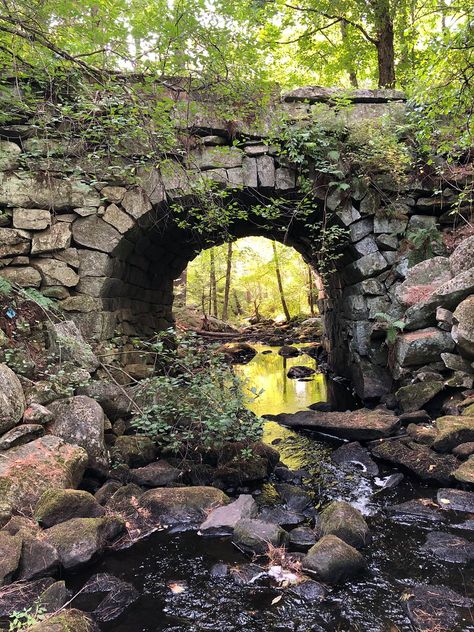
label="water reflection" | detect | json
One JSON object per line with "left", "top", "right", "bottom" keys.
{"left": 235, "top": 344, "right": 327, "bottom": 417}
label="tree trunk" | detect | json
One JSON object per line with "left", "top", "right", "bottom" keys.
{"left": 221, "top": 242, "right": 233, "bottom": 321}
{"left": 340, "top": 20, "right": 359, "bottom": 87}
{"left": 209, "top": 248, "right": 218, "bottom": 318}
{"left": 272, "top": 241, "right": 291, "bottom": 322}
{"left": 233, "top": 290, "right": 243, "bottom": 316}
{"left": 373, "top": 0, "right": 396, "bottom": 87}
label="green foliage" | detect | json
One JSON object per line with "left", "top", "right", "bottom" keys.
{"left": 406, "top": 225, "right": 443, "bottom": 265}
{"left": 375, "top": 312, "right": 406, "bottom": 345}
{"left": 0, "top": 277, "right": 13, "bottom": 296}
{"left": 9, "top": 606, "right": 46, "bottom": 631}
{"left": 130, "top": 331, "right": 263, "bottom": 455}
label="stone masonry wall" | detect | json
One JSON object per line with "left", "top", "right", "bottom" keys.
{"left": 1, "top": 86, "right": 473, "bottom": 401}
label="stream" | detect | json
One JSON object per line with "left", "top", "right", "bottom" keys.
{"left": 70, "top": 345, "right": 474, "bottom": 632}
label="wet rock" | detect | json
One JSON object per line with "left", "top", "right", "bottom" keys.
{"left": 454, "top": 455, "right": 474, "bottom": 484}
{"left": 77, "top": 381, "right": 133, "bottom": 420}
{"left": 386, "top": 499, "right": 446, "bottom": 524}
{"left": 403, "top": 584, "right": 473, "bottom": 632}
{"left": 48, "top": 396, "right": 108, "bottom": 468}
{"left": 399, "top": 409, "right": 431, "bottom": 425}
{"left": 217, "top": 342, "right": 256, "bottom": 364}
{"left": 38, "top": 581, "right": 69, "bottom": 613}
{"left": 287, "top": 366, "right": 316, "bottom": 379}
{"left": 200, "top": 494, "right": 257, "bottom": 535}
{"left": 210, "top": 562, "right": 229, "bottom": 578}
{"left": 331, "top": 441, "right": 379, "bottom": 476}
{"left": 371, "top": 438, "right": 458, "bottom": 484}
{"left": 395, "top": 381, "right": 444, "bottom": 413}
{"left": 0, "top": 423, "right": 44, "bottom": 450}
{"left": 274, "top": 409, "right": 400, "bottom": 441}
{"left": 274, "top": 465, "right": 307, "bottom": 483}
{"left": 302, "top": 535, "right": 366, "bottom": 584}
{"left": 112, "top": 435, "right": 156, "bottom": 467}
{"left": 376, "top": 472, "right": 404, "bottom": 490}
{"left": 278, "top": 345, "right": 300, "bottom": 358}
{"left": 275, "top": 483, "right": 312, "bottom": 512}
{"left": 35, "top": 489, "right": 105, "bottom": 527}
{"left": 320, "top": 501, "right": 369, "bottom": 549}
{"left": 0, "top": 436, "right": 88, "bottom": 515}
{"left": 17, "top": 535, "right": 59, "bottom": 580}
{"left": 213, "top": 455, "right": 269, "bottom": 487}
{"left": 437, "top": 488, "right": 474, "bottom": 513}
{"left": 29, "top": 608, "right": 96, "bottom": 631}
{"left": 130, "top": 460, "right": 182, "bottom": 487}
{"left": 453, "top": 442, "right": 474, "bottom": 458}
{"left": 288, "top": 527, "right": 317, "bottom": 551}
{"left": 0, "top": 363, "right": 26, "bottom": 434}
{"left": 230, "top": 562, "right": 266, "bottom": 585}
{"left": 308, "top": 402, "right": 332, "bottom": 412}
{"left": 43, "top": 516, "right": 125, "bottom": 569}
{"left": 232, "top": 518, "right": 288, "bottom": 554}
{"left": 259, "top": 506, "right": 305, "bottom": 528}
{"left": 0, "top": 578, "right": 55, "bottom": 616}
{"left": 81, "top": 572, "right": 139, "bottom": 622}
{"left": 421, "top": 531, "right": 474, "bottom": 563}
{"left": 139, "top": 486, "right": 229, "bottom": 530}
{"left": 47, "top": 320, "right": 99, "bottom": 371}
{"left": 0, "top": 532, "right": 22, "bottom": 585}
{"left": 290, "top": 579, "right": 326, "bottom": 601}
{"left": 432, "top": 415, "right": 474, "bottom": 452}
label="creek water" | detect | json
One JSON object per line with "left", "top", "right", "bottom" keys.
{"left": 71, "top": 346, "right": 474, "bottom": 632}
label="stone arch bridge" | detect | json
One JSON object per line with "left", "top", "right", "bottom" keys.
{"left": 1, "top": 86, "right": 467, "bottom": 400}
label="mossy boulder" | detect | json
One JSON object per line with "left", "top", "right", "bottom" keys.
{"left": 139, "top": 486, "right": 229, "bottom": 529}
{"left": 232, "top": 518, "right": 288, "bottom": 554}
{"left": 395, "top": 381, "right": 444, "bottom": 414}
{"left": 43, "top": 516, "right": 125, "bottom": 569}
{"left": 0, "top": 436, "right": 88, "bottom": 516}
{"left": 433, "top": 416, "right": 474, "bottom": 452}
{"left": 35, "top": 489, "right": 105, "bottom": 527}
{"left": 320, "top": 501, "right": 370, "bottom": 549}
{"left": 454, "top": 456, "right": 474, "bottom": 484}
{"left": 0, "top": 532, "right": 22, "bottom": 585}
{"left": 112, "top": 435, "right": 156, "bottom": 467}
{"left": 29, "top": 608, "right": 96, "bottom": 632}
{"left": 302, "top": 535, "right": 366, "bottom": 584}
{"left": 77, "top": 381, "right": 132, "bottom": 420}
{"left": 0, "top": 363, "right": 26, "bottom": 434}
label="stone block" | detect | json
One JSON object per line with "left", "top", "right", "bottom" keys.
{"left": 336, "top": 203, "right": 361, "bottom": 226}
{"left": 227, "top": 168, "right": 244, "bottom": 186}
{"left": 31, "top": 259, "right": 79, "bottom": 287}
{"left": 256, "top": 155, "right": 275, "bottom": 188}
{"left": 450, "top": 235, "right": 474, "bottom": 276}
{"left": 77, "top": 250, "right": 112, "bottom": 277}
{"left": 276, "top": 167, "right": 296, "bottom": 190}
{"left": 0, "top": 266, "right": 41, "bottom": 287}
{"left": 452, "top": 296, "right": 474, "bottom": 359}
{"left": 121, "top": 187, "right": 153, "bottom": 220}
{"left": 13, "top": 208, "right": 51, "bottom": 231}
{"left": 72, "top": 216, "right": 121, "bottom": 253}
{"left": 0, "top": 173, "right": 100, "bottom": 209}
{"left": 344, "top": 252, "right": 389, "bottom": 283}
{"left": 103, "top": 204, "right": 134, "bottom": 234}
{"left": 54, "top": 248, "right": 79, "bottom": 269}
{"left": 31, "top": 223, "right": 71, "bottom": 255}
{"left": 394, "top": 328, "right": 455, "bottom": 367}
{"left": 359, "top": 189, "right": 380, "bottom": 215}
{"left": 0, "top": 140, "right": 21, "bottom": 170}
{"left": 353, "top": 235, "right": 378, "bottom": 256}
{"left": 100, "top": 186, "right": 126, "bottom": 204}
{"left": 376, "top": 234, "right": 398, "bottom": 250}
{"left": 0, "top": 228, "right": 30, "bottom": 257}
{"left": 373, "top": 215, "right": 408, "bottom": 234}
{"left": 242, "top": 157, "right": 258, "bottom": 187}
{"left": 349, "top": 218, "right": 373, "bottom": 242}
{"left": 186, "top": 146, "right": 243, "bottom": 170}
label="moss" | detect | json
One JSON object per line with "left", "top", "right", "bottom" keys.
{"left": 29, "top": 608, "right": 95, "bottom": 631}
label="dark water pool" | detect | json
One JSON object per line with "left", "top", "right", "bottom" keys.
{"left": 68, "top": 347, "right": 474, "bottom": 632}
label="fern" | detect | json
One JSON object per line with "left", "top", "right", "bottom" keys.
{"left": 0, "top": 277, "right": 13, "bottom": 296}
{"left": 21, "top": 288, "right": 58, "bottom": 311}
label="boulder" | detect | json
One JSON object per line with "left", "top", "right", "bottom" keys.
{"left": 43, "top": 516, "right": 125, "bottom": 569}
{"left": 48, "top": 396, "right": 107, "bottom": 468}
{"left": 80, "top": 572, "right": 140, "bottom": 623}
{"left": 395, "top": 257, "right": 452, "bottom": 306}
{"left": 17, "top": 535, "right": 60, "bottom": 580}
{"left": 0, "top": 532, "right": 22, "bottom": 585}
{"left": 22, "top": 403, "right": 53, "bottom": 425}
{"left": 217, "top": 342, "right": 256, "bottom": 364}
{"left": 47, "top": 320, "right": 99, "bottom": 371}
{"left": 0, "top": 140, "right": 21, "bottom": 170}
{"left": 29, "top": 608, "right": 96, "bottom": 631}
{"left": 31, "top": 223, "right": 71, "bottom": 255}
{"left": 72, "top": 215, "right": 121, "bottom": 253}
{"left": 437, "top": 488, "right": 474, "bottom": 513}
{"left": 12, "top": 208, "right": 51, "bottom": 230}
{"left": 288, "top": 527, "right": 317, "bottom": 551}
{"left": 422, "top": 531, "right": 474, "bottom": 563}
{"left": 287, "top": 366, "right": 316, "bottom": 379}
{"left": 139, "top": 486, "right": 229, "bottom": 529}
{"left": 0, "top": 577, "right": 55, "bottom": 617}
{"left": 290, "top": 578, "right": 327, "bottom": 601}
{"left": 394, "top": 328, "right": 455, "bottom": 367}
{"left": 77, "top": 381, "right": 132, "bottom": 420}
{"left": 395, "top": 381, "right": 444, "bottom": 413}
{"left": 453, "top": 442, "right": 474, "bottom": 458}
{"left": 0, "top": 363, "right": 26, "bottom": 434}
{"left": 404, "top": 584, "right": 473, "bottom": 632}
{"left": 432, "top": 415, "right": 474, "bottom": 452}
{"left": 302, "top": 535, "right": 366, "bottom": 584}
{"left": 129, "top": 460, "right": 182, "bottom": 487}
{"left": 452, "top": 295, "right": 474, "bottom": 359}
{"left": 371, "top": 438, "right": 458, "bottom": 484}
{"left": 274, "top": 409, "right": 399, "bottom": 441}
{"left": 35, "top": 489, "right": 105, "bottom": 527}
{"left": 112, "top": 435, "right": 156, "bottom": 467}
{"left": 331, "top": 442, "right": 379, "bottom": 476}
{"left": 454, "top": 456, "right": 474, "bottom": 484}
{"left": 386, "top": 499, "right": 446, "bottom": 524}
{"left": 200, "top": 494, "right": 258, "bottom": 535}
{"left": 232, "top": 518, "right": 288, "bottom": 554}
{"left": 450, "top": 235, "right": 474, "bottom": 275}
{"left": 275, "top": 483, "right": 312, "bottom": 512}
{"left": 32, "top": 259, "right": 79, "bottom": 287}
{"left": 320, "top": 501, "right": 369, "bottom": 549}
{"left": 0, "top": 436, "right": 87, "bottom": 515}
{"left": 406, "top": 422, "right": 438, "bottom": 445}
{"left": 258, "top": 506, "right": 305, "bottom": 528}
{"left": 37, "top": 581, "right": 69, "bottom": 613}
{"left": 278, "top": 345, "right": 300, "bottom": 358}
{"left": 0, "top": 424, "right": 44, "bottom": 450}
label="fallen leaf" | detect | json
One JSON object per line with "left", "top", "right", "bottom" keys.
{"left": 439, "top": 498, "right": 450, "bottom": 504}
{"left": 271, "top": 595, "right": 283, "bottom": 605}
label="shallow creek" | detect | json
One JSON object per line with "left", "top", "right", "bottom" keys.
{"left": 71, "top": 346, "right": 474, "bottom": 632}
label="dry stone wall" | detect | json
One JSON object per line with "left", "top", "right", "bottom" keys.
{"left": 1, "top": 86, "right": 473, "bottom": 401}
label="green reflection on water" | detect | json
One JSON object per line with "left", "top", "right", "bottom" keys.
{"left": 235, "top": 343, "right": 327, "bottom": 417}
